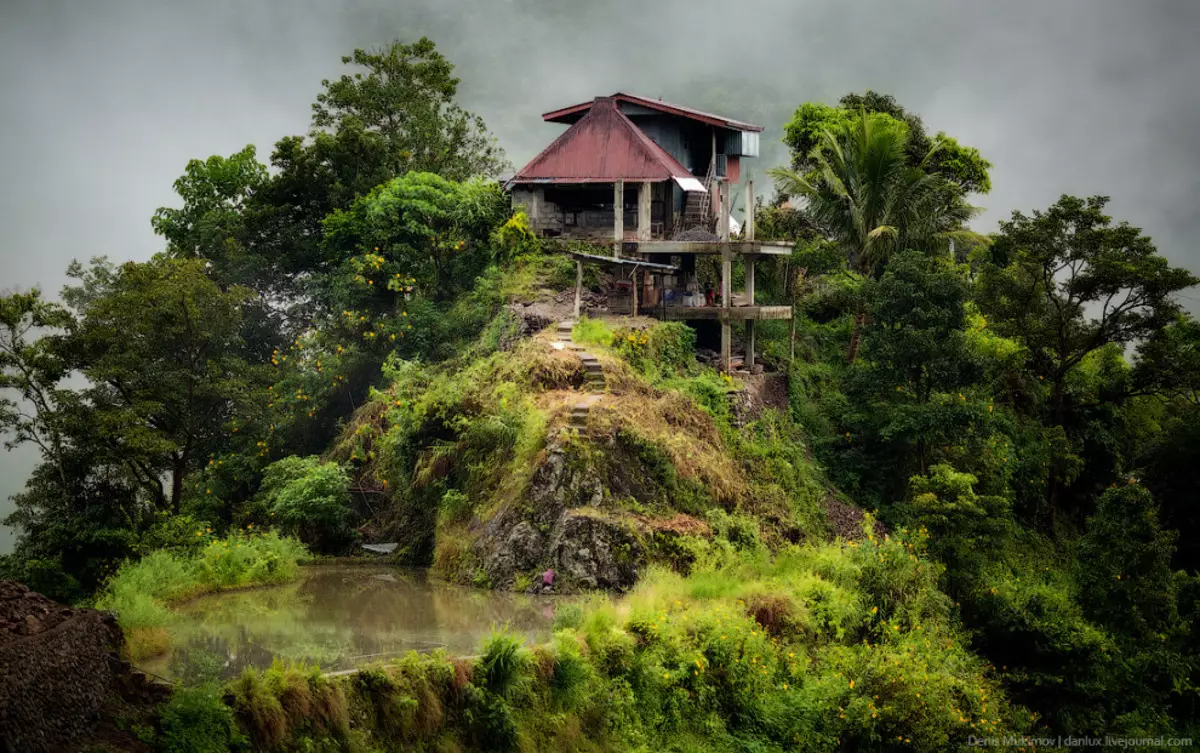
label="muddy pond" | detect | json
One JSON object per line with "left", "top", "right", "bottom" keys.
{"left": 139, "top": 565, "right": 565, "bottom": 681}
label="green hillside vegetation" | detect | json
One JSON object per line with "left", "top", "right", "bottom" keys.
{"left": 1, "top": 38, "right": 1198, "bottom": 751}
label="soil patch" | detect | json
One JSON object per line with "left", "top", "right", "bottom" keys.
{"left": 824, "top": 495, "right": 887, "bottom": 541}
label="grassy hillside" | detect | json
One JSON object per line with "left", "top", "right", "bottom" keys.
{"left": 329, "top": 311, "right": 833, "bottom": 593}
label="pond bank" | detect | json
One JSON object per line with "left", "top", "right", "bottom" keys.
{"left": 138, "top": 564, "right": 564, "bottom": 682}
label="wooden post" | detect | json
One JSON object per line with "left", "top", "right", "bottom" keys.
{"left": 574, "top": 259, "right": 583, "bottom": 320}
{"left": 721, "top": 246, "right": 732, "bottom": 372}
{"left": 638, "top": 182, "right": 652, "bottom": 241}
{"left": 718, "top": 178, "right": 731, "bottom": 241}
{"left": 745, "top": 180, "right": 755, "bottom": 242}
{"left": 745, "top": 255, "right": 756, "bottom": 368}
{"left": 612, "top": 179, "right": 624, "bottom": 257}
{"left": 632, "top": 267, "right": 640, "bottom": 317}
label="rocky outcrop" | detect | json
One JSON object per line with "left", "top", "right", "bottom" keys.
{"left": 476, "top": 441, "right": 645, "bottom": 592}
{"left": 549, "top": 510, "right": 642, "bottom": 590}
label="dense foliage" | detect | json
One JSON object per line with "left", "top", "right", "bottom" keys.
{"left": 0, "top": 39, "right": 1197, "bottom": 750}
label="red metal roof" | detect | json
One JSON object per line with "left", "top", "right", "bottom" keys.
{"left": 509, "top": 97, "right": 696, "bottom": 184}
{"left": 543, "top": 92, "right": 764, "bottom": 133}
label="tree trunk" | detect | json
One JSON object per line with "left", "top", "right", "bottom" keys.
{"left": 1045, "top": 376, "right": 1067, "bottom": 520}
{"left": 171, "top": 454, "right": 187, "bottom": 512}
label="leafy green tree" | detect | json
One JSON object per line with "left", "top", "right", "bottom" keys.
{"left": 1078, "top": 484, "right": 1181, "bottom": 636}
{"left": 233, "top": 38, "right": 509, "bottom": 317}
{"left": 978, "top": 195, "right": 1198, "bottom": 513}
{"left": 313, "top": 38, "right": 507, "bottom": 182}
{"left": 771, "top": 112, "right": 976, "bottom": 279}
{"left": 1, "top": 441, "right": 146, "bottom": 601}
{"left": 323, "top": 171, "right": 509, "bottom": 306}
{"left": 903, "top": 464, "right": 1011, "bottom": 576}
{"left": 1132, "top": 314, "right": 1200, "bottom": 405}
{"left": 1138, "top": 402, "right": 1200, "bottom": 571}
{"left": 65, "top": 256, "right": 265, "bottom": 510}
{"left": 151, "top": 145, "right": 268, "bottom": 272}
{"left": 839, "top": 252, "right": 983, "bottom": 500}
{"left": 771, "top": 112, "right": 978, "bottom": 361}
{"left": 782, "top": 91, "right": 992, "bottom": 194}
{"left": 0, "top": 290, "right": 77, "bottom": 484}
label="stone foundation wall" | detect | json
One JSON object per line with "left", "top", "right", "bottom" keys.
{"left": 0, "top": 582, "right": 124, "bottom": 753}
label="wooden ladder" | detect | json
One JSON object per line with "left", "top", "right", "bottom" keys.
{"left": 674, "top": 157, "right": 717, "bottom": 236}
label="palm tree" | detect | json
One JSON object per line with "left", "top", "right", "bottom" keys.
{"left": 769, "top": 110, "right": 978, "bottom": 360}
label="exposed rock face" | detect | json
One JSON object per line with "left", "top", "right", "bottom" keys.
{"left": 476, "top": 441, "right": 645, "bottom": 592}
{"left": 550, "top": 510, "right": 642, "bottom": 590}
{"left": 0, "top": 581, "right": 126, "bottom": 752}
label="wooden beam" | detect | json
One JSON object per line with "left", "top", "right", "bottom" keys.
{"left": 631, "top": 240, "right": 793, "bottom": 256}
{"left": 658, "top": 305, "right": 793, "bottom": 321}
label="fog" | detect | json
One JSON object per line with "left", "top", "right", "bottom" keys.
{"left": 2, "top": 0, "right": 1199, "bottom": 552}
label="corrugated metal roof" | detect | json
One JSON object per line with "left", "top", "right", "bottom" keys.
{"left": 509, "top": 97, "right": 696, "bottom": 184}
{"left": 543, "top": 92, "right": 764, "bottom": 133}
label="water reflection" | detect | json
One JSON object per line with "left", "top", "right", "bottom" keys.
{"left": 139, "top": 565, "right": 562, "bottom": 681}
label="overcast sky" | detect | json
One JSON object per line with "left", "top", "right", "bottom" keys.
{"left": 2, "top": 0, "right": 1199, "bottom": 551}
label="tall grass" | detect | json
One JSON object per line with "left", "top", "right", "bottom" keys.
{"left": 571, "top": 316, "right": 614, "bottom": 347}
{"left": 96, "top": 529, "right": 307, "bottom": 659}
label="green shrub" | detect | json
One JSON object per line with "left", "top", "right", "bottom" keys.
{"left": 157, "top": 685, "right": 244, "bottom": 753}
{"left": 475, "top": 630, "right": 533, "bottom": 698}
{"left": 258, "top": 456, "right": 356, "bottom": 552}
{"left": 613, "top": 321, "right": 697, "bottom": 376}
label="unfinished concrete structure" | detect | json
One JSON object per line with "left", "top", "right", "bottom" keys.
{"left": 508, "top": 93, "right": 792, "bottom": 372}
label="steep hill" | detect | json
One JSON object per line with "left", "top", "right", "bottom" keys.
{"left": 331, "top": 309, "right": 841, "bottom": 593}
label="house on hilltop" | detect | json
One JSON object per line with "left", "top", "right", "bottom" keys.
{"left": 508, "top": 93, "right": 791, "bottom": 373}
{"left": 507, "top": 93, "right": 761, "bottom": 239}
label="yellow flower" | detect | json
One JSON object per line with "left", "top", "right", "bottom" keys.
{"left": 849, "top": 679, "right": 855, "bottom": 689}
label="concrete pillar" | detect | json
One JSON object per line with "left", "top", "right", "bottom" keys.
{"left": 574, "top": 259, "right": 583, "bottom": 320}
{"left": 532, "top": 187, "right": 544, "bottom": 226}
{"left": 721, "top": 247, "right": 731, "bottom": 309}
{"left": 637, "top": 182, "right": 652, "bottom": 241}
{"left": 721, "top": 318, "right": 732, "bottom": 373}
{"left": 745, "top": 180, "right": 755, "bottom": 242}
{"left": 718, "top": 178, "right": 731, "bottom": 241}
{"left": 746, "top": 321, "right": 755, "bottom": 369}
{"left": 612, "top": 180, "right": 624, "bottom": 256}
{"left": 746, "top": 257, "right": 756, "bottom": 304}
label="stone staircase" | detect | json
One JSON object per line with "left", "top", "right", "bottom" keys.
{"left": 556, "top": 320, "right": 605, "bottom": 432}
